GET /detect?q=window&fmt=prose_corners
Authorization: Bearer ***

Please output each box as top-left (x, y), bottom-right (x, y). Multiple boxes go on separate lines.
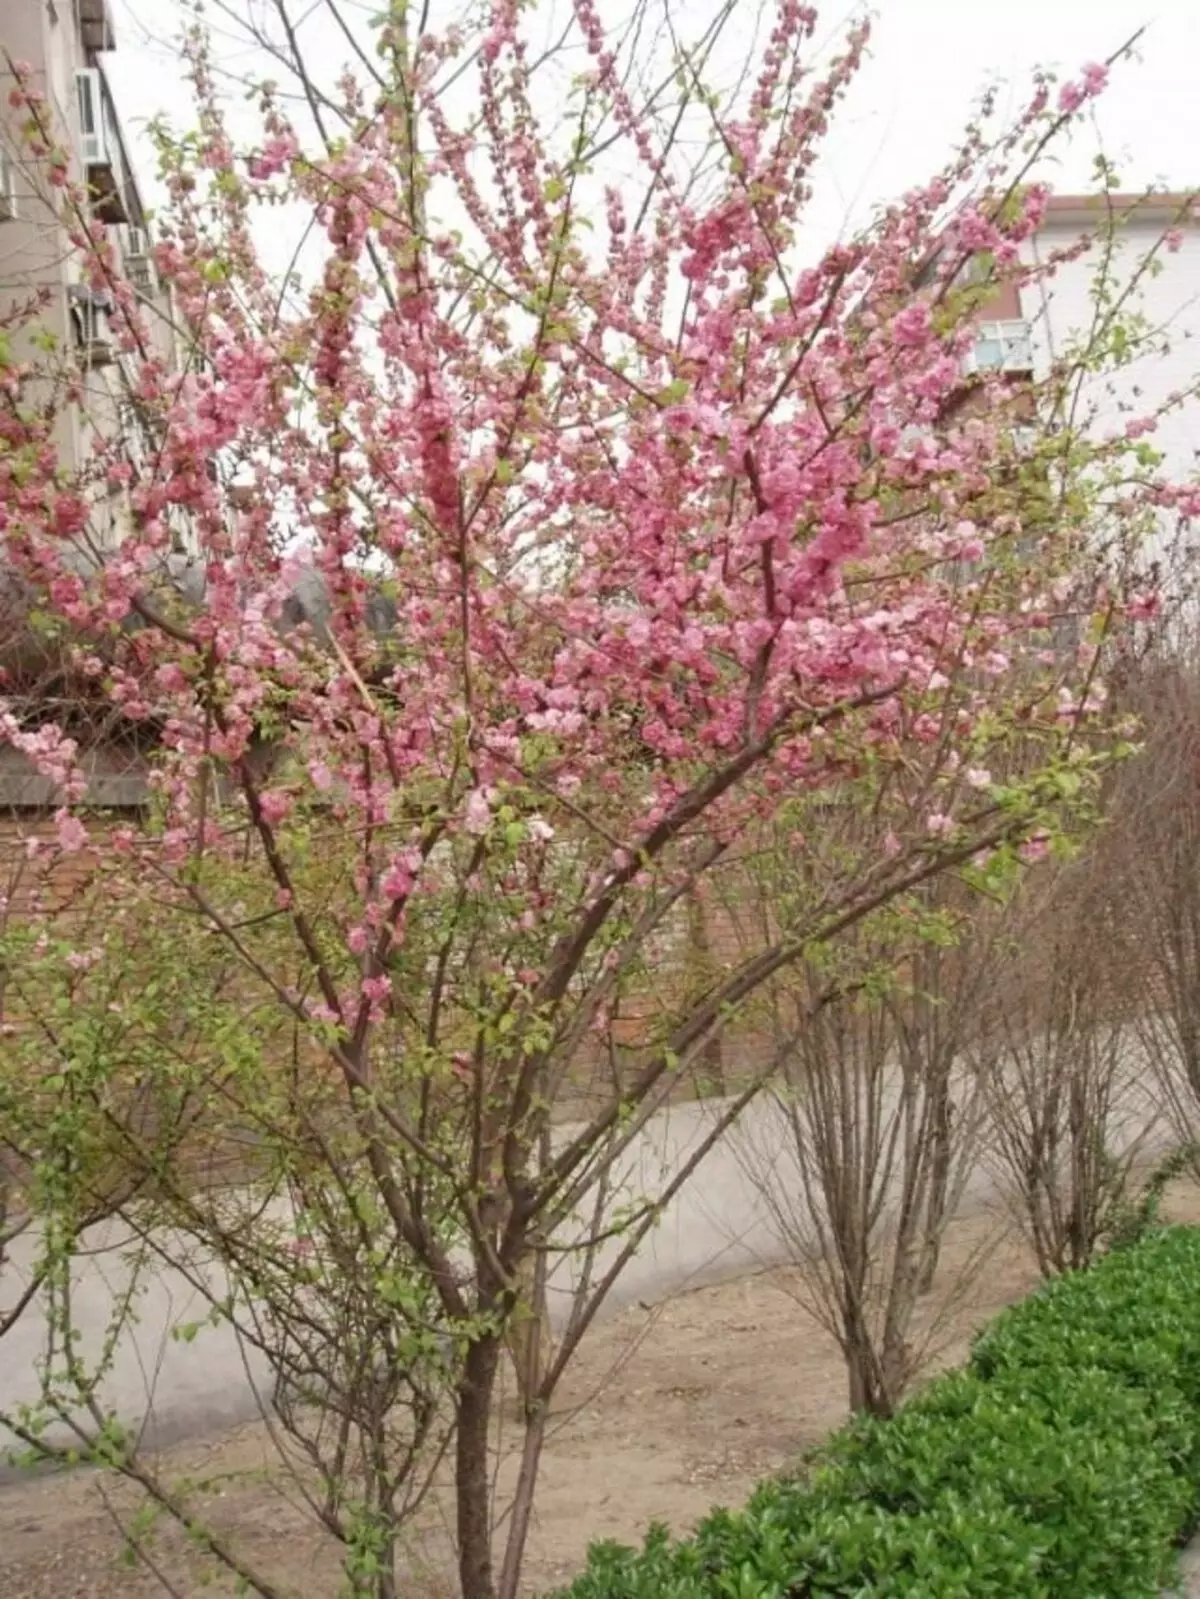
top-left (0, 152), bottom-right (16, 222)
top-left (124, 227), bottom-right (155, 295)
top-left (963, 319), bottom-right (1033, 376)
top-left (74, 68), bottom-right (108, 167)
top-left (117, 400), bottom-right (149, 470)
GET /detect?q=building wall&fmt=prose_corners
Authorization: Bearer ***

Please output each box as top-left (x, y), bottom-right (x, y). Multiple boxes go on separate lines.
top-left (1, 1), bottom-right (79, 472)
top-left (2, 0), bottom-right (177, 535)
top-left (1023, 211), bottom-right (1200, 492)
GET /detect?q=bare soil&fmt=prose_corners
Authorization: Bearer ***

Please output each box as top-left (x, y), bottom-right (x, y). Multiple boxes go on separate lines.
top-left (3, 1189), bottom-right (1198, 1598)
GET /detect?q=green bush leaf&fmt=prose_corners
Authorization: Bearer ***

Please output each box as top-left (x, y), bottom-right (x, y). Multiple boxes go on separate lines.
top-left (553, 1228), bottom-right (1200, 1597)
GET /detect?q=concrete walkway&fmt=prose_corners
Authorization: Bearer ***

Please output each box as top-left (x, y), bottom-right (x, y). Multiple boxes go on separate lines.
top-left (0, 1066), bottom-right (1177, 1483)
top-left (1169, 1539), bottom-right (1200, 1596)
top-left (0, 1093), bottom-right (796, 1473)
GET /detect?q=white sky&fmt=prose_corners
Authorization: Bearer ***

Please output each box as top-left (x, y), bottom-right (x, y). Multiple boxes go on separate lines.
top-left (101, 0), bottom-right (1199, 249)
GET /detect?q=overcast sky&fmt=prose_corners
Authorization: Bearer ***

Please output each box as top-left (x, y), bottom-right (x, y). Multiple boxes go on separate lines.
top-left (101, 0), bottom-right (1198, 243)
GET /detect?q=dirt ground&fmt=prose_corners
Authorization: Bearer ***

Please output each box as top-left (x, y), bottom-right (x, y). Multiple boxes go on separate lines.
top-left (3, 1190), bottom-right (1198, 1598)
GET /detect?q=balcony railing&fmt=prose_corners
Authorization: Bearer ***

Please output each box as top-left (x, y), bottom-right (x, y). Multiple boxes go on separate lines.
top-left (963, 319), bottom-right (1034, 378)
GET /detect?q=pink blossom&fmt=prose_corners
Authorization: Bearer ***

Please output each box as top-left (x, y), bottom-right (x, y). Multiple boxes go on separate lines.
top-left (926, 812), bottom-right (955, 837)
top-left (1058, 64), bottom-right (1106, 116)
top-left (965, 767), bottom-right (991, 789)
top-left (258, 790), bottom-right (293, 826)
top-left (890, 303), bottom-right (932, 348)
top-left (54, 810), bottom-right (87, 853)
top-left (155, 663), bottom-right (190, 694)
top-left (1127, 592), bottom-right (1161, 622)
top-left (380, 850), bottom-right (421, 898)
top-left (464, 788), bottom-right (493, 836)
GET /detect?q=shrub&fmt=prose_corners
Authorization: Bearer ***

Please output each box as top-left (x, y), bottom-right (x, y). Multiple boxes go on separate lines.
top-left (555, 1227), bottom-right (1200, 1597)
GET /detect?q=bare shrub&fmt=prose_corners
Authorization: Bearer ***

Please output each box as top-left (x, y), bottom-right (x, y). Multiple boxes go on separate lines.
top-left (971, 856), bottom-right (1159, 1276)
top-left (1114, 638), bottom-right (1200, 1141)
top-left (738, 875), bottom-right (996, 1418)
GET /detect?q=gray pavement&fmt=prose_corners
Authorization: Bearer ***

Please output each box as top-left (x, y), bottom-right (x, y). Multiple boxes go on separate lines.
top-left (0, 1059), bottom-right (1181, 1486)
top-left (0, 1093), bottom-right (794, 1474)
top-left (1166, 1539), bottom-right (1200, 1597)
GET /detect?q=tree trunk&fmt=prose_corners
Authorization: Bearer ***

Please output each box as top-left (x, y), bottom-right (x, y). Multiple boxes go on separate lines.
top-left (497, 1405), bottom-right (549, 1599)
top-left (456, 1336), bottom-right (501, 1599)
top-left (687, 892), bottom-right (725, 1094)
top-left (504, 1249), bottom-right (549, 1417)
top-left (917, 1083), bottom-right (953, 1294)
top-left (843, 1295), bottom-right (888, 1417)
top-left (847, 1347), bottom-right (870, 1414)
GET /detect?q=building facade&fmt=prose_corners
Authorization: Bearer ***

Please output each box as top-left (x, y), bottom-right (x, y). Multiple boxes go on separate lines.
top-left (1, 0), bottom-right (176, 543)
top-left (962, 194), bottom-right (1200, 499)
top-left (1027, 195), bottom-right (1200, 493)
top-left (0, 0), bottom-right (187, 807)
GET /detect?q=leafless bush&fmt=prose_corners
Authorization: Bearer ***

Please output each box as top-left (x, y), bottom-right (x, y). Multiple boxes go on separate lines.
top-left (1112, 636), bottom-right (1200, 1142)
top-left (971, 856), bottom-right (1159, 1276)
top-left (738, 875), bottom-right (996, 1418)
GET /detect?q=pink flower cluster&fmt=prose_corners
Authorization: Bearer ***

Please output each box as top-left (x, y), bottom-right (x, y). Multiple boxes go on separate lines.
top-left (0, 0), bottom-right (1172, 1049)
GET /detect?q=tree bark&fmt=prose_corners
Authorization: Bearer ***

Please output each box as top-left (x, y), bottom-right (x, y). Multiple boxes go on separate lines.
top-left (497, 1405), bottom-right (549, 1599)
top-left (456, 1336), bottom-right (501, 1599)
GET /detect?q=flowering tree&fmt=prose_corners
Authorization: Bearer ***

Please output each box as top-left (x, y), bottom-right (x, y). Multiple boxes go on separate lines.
top-left (0, 1), bottom-right (1191, 1594)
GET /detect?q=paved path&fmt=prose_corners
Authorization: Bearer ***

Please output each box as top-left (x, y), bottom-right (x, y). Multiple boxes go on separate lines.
top-left (0, 1066), bottom-right (1175, 1481)
top-left (0, 1094), bottom-right (797, 1473)
top-left (1170, 1539), bottom-right (1200, 1596)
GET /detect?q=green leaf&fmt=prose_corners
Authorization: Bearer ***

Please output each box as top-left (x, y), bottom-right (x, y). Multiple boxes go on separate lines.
top-left (655, 378), bottom-right (690, 406)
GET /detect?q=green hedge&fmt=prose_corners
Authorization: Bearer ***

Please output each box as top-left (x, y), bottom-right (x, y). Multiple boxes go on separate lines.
top-left (555, 1227), bottom-right (1200, 1598)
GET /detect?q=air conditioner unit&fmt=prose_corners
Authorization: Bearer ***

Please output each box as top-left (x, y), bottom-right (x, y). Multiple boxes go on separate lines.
top-left (0, 153), bottom-right (17, 222)
top-left (75, 68), bottom-right (109, 167)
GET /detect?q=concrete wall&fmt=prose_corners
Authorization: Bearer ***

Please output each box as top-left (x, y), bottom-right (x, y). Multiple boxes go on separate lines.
top-left (1025, 210), bottom-right (1200, 501)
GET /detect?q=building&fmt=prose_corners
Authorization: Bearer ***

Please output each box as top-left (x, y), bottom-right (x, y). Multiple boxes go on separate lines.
top-left (1, 0), bottom-right (177, 545)
top-left (1029, 194), bottom-right (1200, 494)
top-left (962, 193), bottom-right (1200, 499)
top-left (0, 0), bottom-right (192, 809)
